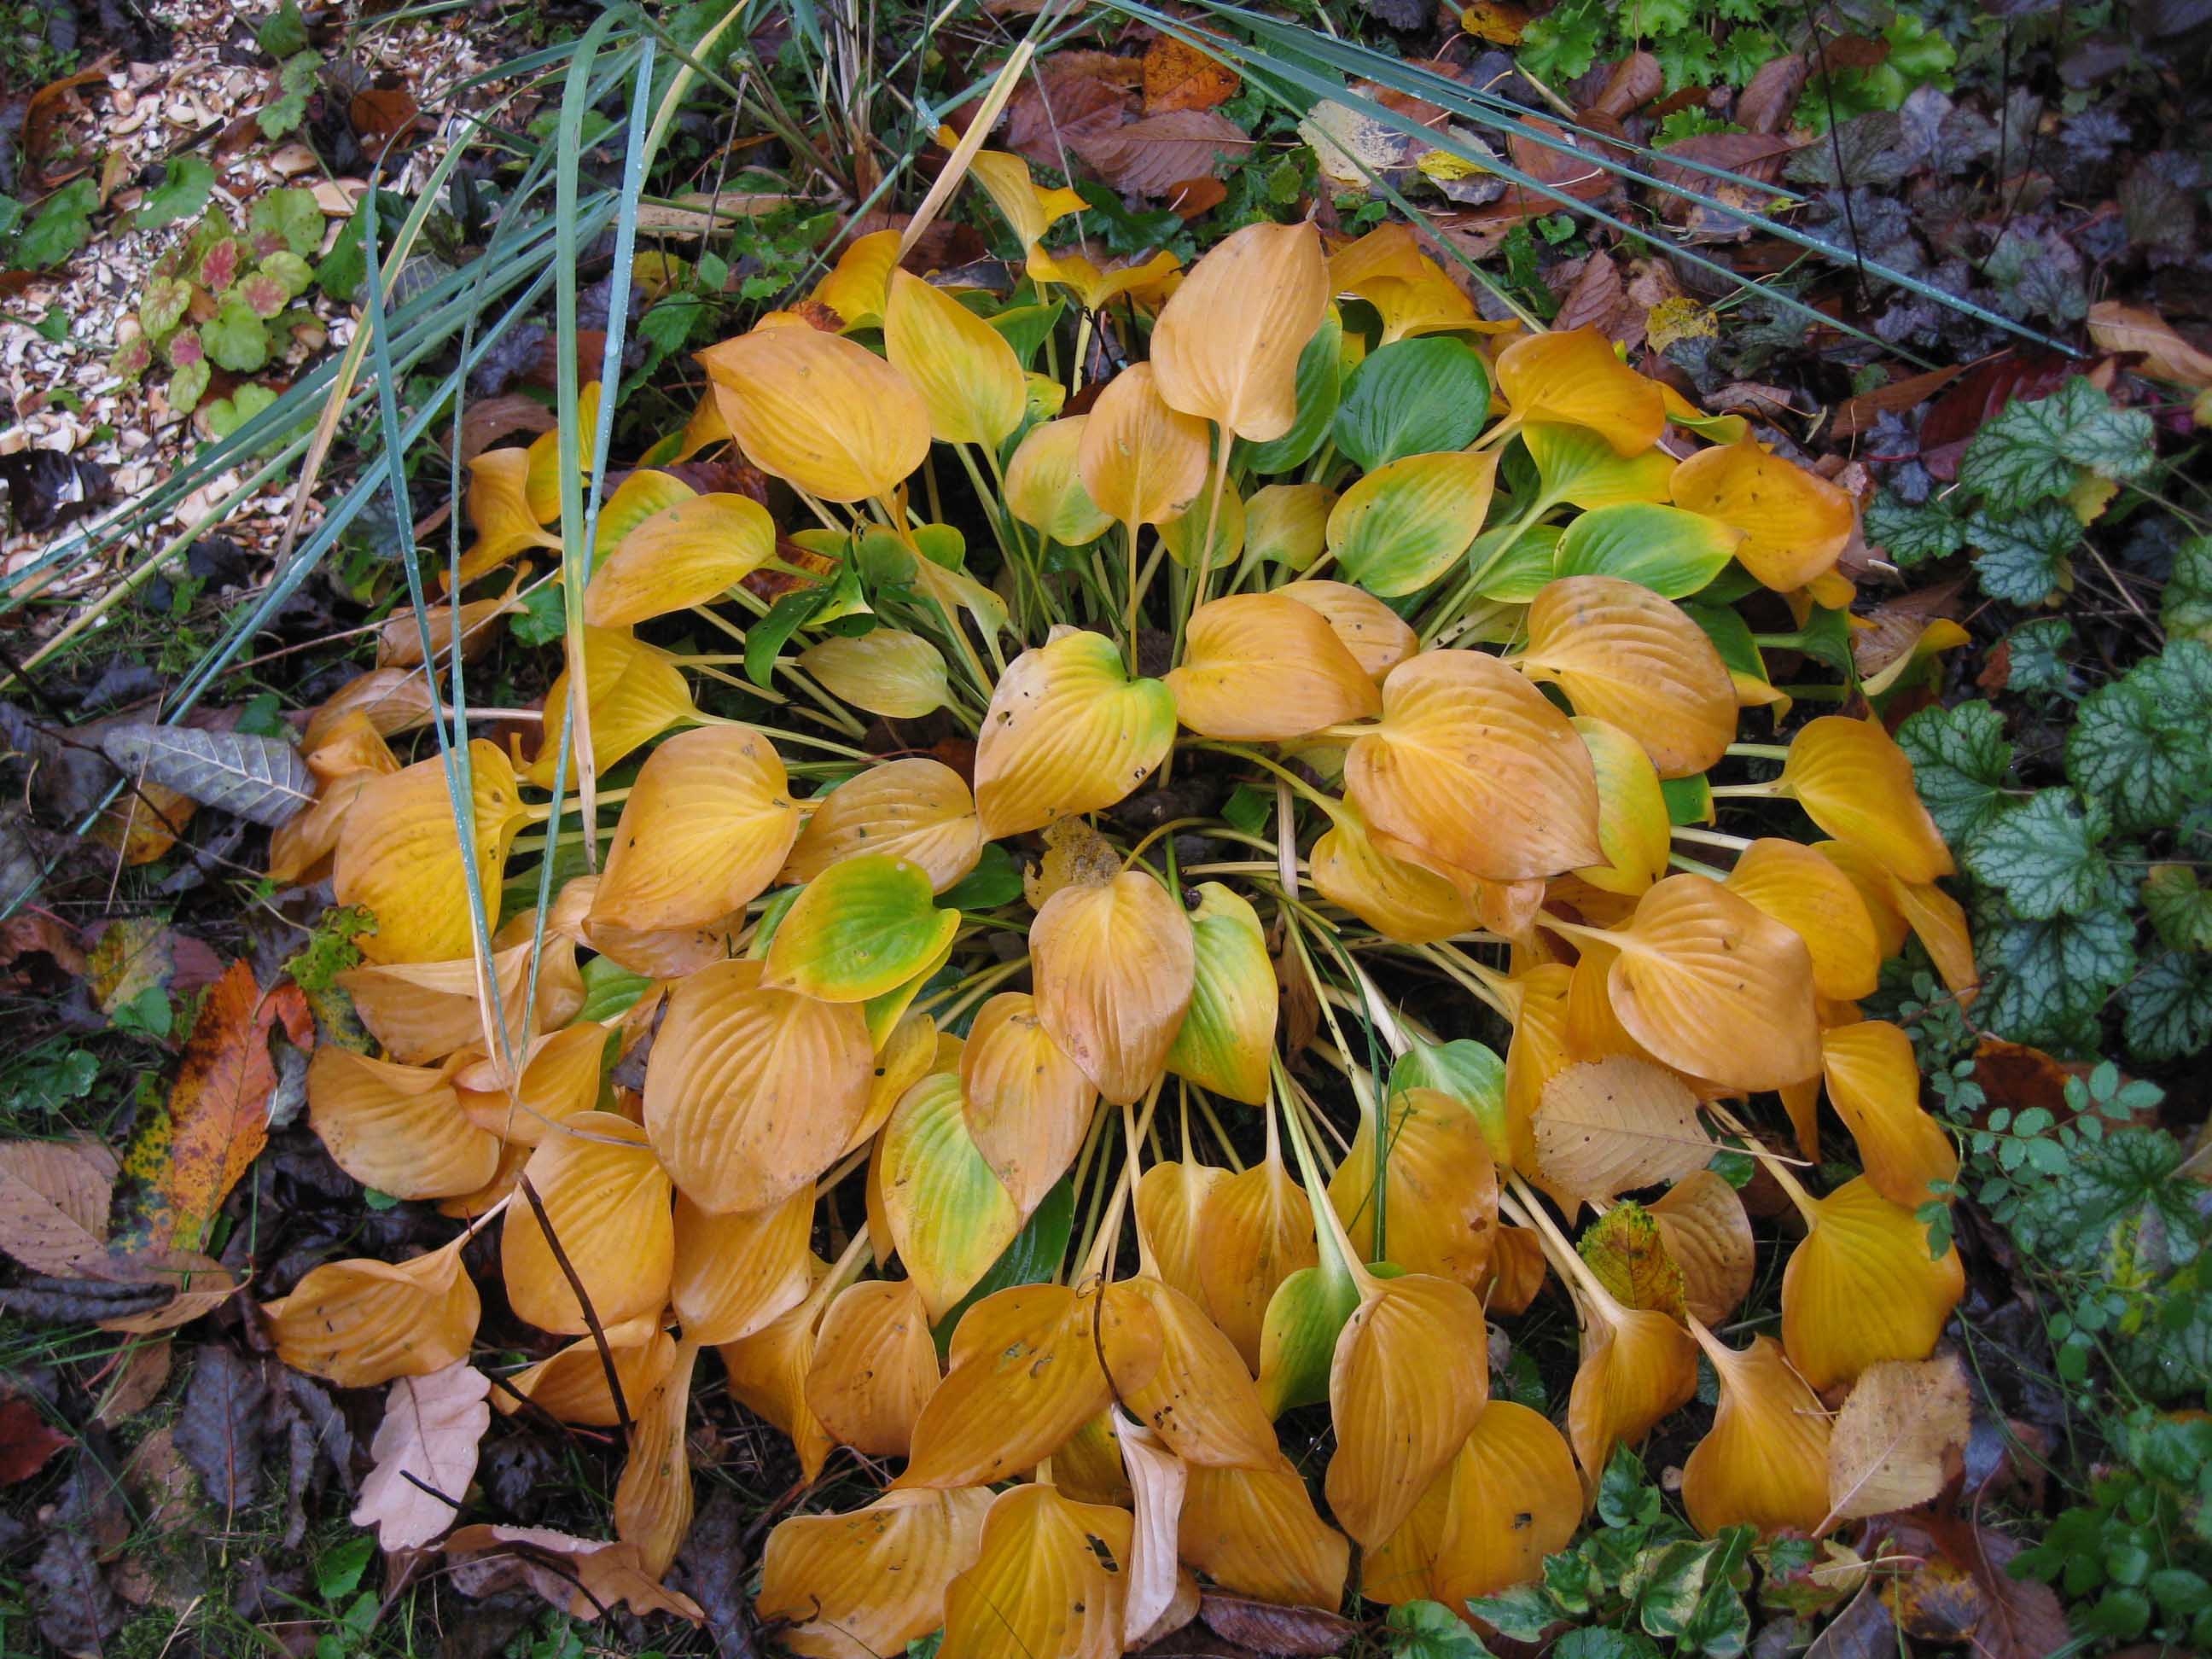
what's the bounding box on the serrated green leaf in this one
[2066,643,2212,833]
[201,298,271,373]
[2145,865,2212,953]
[1966,499,2079,605]
[1972,894,2136,1051]
[1998,616,2075,697]
[2013,1126,2200,1276]
[1385,1601,1499,1659]
[13,178,98,269]
[1864,491,1965,568]
[1898,700,2015,846]
[134,156,217,234]
[1963,789,2117,920]
[2163,536,2212,645]
[2122,953,2212,1065]
[248,186,326,259]
[1958,378,2156,508]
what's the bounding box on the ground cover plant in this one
[0,2,2207,1656]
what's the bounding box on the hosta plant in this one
[278,147,1978,1646]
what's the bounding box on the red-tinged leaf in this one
[0,1394,68,1484]
[108,961,313,1254]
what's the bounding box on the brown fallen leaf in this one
[1073,110,1253,198]
[0,1390,70,1484]
[0,1138,117,1278]
[1825,1353,1970,1521]
[443,1523,706,1622]
[1534,1057,1713,1214]
[352,1362,492,1551]
[1001,52,1137,171]
[2087,300,2212,388]
[1197,1591,1354,1655]
[1143,33,1240,114]
[94,1337,173,1424]
[1737,54,1808,134]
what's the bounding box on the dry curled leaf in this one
[352,1362,492,1551]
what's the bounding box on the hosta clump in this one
[278,148,1979,1645]
[111,188,329,433]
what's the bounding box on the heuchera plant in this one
[271,142,1976,1647]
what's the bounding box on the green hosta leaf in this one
[1958,378,2156,509]
[134,156,216,233]
[2144,865,2212,953]
[2163,536,2212,644]
[572,956,652,1025]
[764,854,959,1002]
[2122,953,2212,1065]
[1239,315,1342,476]
[1554,502,1738,597]
[1966,499,2079,605]
[1864,491,1964,568]
[1971,894,2136,1052]
[1998,616,2075,697]
[939,842,1021,911]
[1963,789,2117,920]
[1470,522,1562,602]
[930,1177,1074,1352]
[2067,643,2212,833]
[1898,700,2015,846]
[201,299,271,373]
[1331,336,1492,472]
[1753,604,1853,676]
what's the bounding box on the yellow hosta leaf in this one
[1113,1416,1187,1646]
[615,1343,698,1576]
[1026,244,1182,313]
[974,629,1177,839]
[766,854,961,1003]
[583,911,747,980]
[1326,1272,1490,1547]
[1167,592,1381,740]
[963,145,1087,247]
[759,1487,994,1659]
[1566,1293,1698,1482]
[783,758,982,894]
[1481,1225,1549,1317]
[1783,1176,1965,1390]
[526,629,698,790]
[1504,963,1573,1134]
[900,1283,1159,1488]
[1164,882,1277,1107]
[943,1485,1132,1659]
[1152,221,1328,442]
[1574,716,1670,896]
[504,1317,677,1427]
[809,229,900,330]
[1892,870,1978,998]
[1115,1276,1280,1470]
[1495,328,1665,455]
[1649,1171,1755,1325]
[1199,1152,1318,1372]
[502,1114,674,1336]
[304,667,438,749]
[1347,648,1602,880]
[1310,799,1484,946]
[1244,482,1332,572]
[722,1273,835,1481]
[1076,362,1211,529]
[1005,416,1115,546]
[269,711,400,883]
[806,1277,942,1458]
[1431,1401,1581,1604]
[591,725,798,934]
[1576,1201,1688,1321]
[1520,576,1735,778]
[1524,422,1676,509]
[1723,837,1883,1002]
[1276,579,1417,682]
[1031,870,1196,1105]
[592,469,696,565]
[1535,1057,1713,1213]
[455,1024,608,1146]
[584,492,776,627]
[1330,1088,1498,1285]
[880,1072,1024,1322]
[1054,1410,1134,1507]
[1365,1458,1452,1606]
[698,325,929,501]
[1671,438,1855,593]
[961,993,1097,1215]
[1778,717,1955,885]
[882,269,1026,448]
[1592,874,1821,1091]
[643,958,874,1213]
[307,1049,501,1200]
[1136,1161,1227,1307]
[1179,1456,1350,1609]
[336,934,581,1067]
[1326,449,1500,598]
[670,1183,816,1345]
[523,381,602,523]
[459,447,560,585]
[1820,1021,1959,1208]
[260,1237,479,1388]
[1682,1330,1832,1538]
[1326,224,1486,343]
[333,741,527,965]
[800,629,952,719]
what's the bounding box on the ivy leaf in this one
[1963,789,2117,920]
[2122,954,2212,1066]
[1385,1603,1499,1659]
[2012,1126,2203,1276]
[1898,700,2015,846]
[1864,492,1965,568]
[2143,865,2212,953]
[1965,499,2079,606]
[2163,535,2212,644]
[1971,896,2136,1051]
[2067,643,2212,833]
[133,157,217,234]
[1958,378,2156,509]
